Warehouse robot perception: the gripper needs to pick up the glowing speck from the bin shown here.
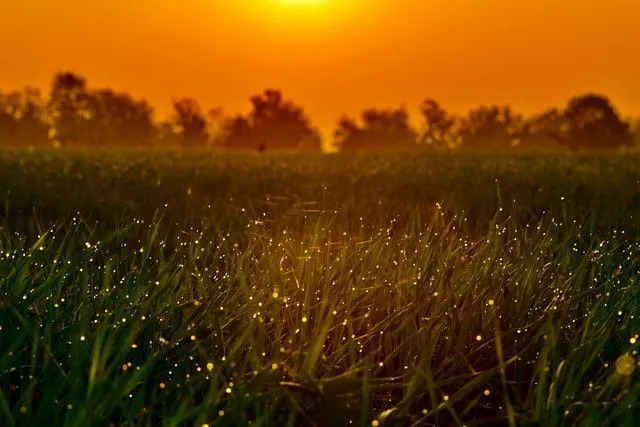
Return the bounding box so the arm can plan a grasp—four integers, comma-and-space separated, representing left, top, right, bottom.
616, 353, 635, 376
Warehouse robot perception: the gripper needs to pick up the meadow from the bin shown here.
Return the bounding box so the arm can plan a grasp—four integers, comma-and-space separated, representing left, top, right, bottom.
1, 149, 640, 426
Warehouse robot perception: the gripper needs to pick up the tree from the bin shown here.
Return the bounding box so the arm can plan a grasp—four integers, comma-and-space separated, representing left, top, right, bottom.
48, 72, 158, 147
418, 99, 460, 148
559, 94, 632, 149
90, 89, 156, 146
221, 89, 321, 151
458, 105, 523, 149
47, 72, 95, 146
167, 98, 208, 147
0, 88, 49, 147
520, 108, 565, 148
334, 107, 417, 151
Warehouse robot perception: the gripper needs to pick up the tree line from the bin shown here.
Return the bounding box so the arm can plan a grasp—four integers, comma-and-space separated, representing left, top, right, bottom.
1, 71, 638, 151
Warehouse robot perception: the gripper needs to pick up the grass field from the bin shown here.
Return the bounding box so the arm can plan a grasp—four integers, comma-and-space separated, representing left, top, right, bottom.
1, 150, 640, 426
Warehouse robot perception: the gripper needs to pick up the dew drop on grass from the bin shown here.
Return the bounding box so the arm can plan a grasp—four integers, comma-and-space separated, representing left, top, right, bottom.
616, 353, 635, 376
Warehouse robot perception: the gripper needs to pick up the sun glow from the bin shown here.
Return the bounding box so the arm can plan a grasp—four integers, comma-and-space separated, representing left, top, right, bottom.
272, 0, 336, 14
278, 0, 327, 5
260, 0, 353, 32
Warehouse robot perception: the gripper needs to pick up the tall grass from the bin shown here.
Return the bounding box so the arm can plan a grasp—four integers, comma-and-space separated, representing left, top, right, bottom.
0, 150, 639, 425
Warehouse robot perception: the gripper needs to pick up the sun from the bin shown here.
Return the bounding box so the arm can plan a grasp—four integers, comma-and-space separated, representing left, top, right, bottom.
259, 0, 353, 30
277, 0, 327, 6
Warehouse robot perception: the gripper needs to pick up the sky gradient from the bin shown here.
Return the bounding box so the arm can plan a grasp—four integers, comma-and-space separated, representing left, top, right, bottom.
1, 0, 639, 135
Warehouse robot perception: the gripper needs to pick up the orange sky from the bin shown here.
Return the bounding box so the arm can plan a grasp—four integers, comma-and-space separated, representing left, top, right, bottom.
1, 0, 639, 135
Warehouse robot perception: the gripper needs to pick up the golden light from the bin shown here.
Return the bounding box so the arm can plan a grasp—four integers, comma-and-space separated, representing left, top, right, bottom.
270, 0, 341, 15
277, 0, 327, 5
257, 0, 353, 33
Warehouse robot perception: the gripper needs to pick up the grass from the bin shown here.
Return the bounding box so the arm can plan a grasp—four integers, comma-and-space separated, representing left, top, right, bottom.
1, 149, 640, 425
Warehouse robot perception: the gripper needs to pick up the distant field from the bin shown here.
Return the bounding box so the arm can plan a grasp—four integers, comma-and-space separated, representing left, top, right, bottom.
1, 150, 640, 425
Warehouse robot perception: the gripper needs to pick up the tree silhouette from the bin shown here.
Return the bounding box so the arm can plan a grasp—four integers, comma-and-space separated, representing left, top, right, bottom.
520, 108, 565, 148
459, 105, 523, 149
0, 88, 49, 147
48, 72, 95, 146
221, 89, 321, 151
90, 90, 156, 146
166, 98, 208, 147
419, 99, 459, 147
2, 70, 637, 152
559, 94, 632, 149
335, 107, 417, 151
47, 72, 158, 147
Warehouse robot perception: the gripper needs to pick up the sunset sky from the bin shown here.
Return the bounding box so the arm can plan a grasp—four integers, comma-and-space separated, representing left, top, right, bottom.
1, 0, 639, 135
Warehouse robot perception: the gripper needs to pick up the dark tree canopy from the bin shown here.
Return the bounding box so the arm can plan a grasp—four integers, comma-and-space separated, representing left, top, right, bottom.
458, 105, 523, 149
335, 107, 417, 151
89, 90, 156, 146
221, 89, 320, 151
0, 70, 636, 152
48, 72, 94, 146
167, 98, 208, 147
559, 94, 632, 150
47, 72, 156, 146
0, 88, 50, 147
520, 108, 565, 148
419, 99, 459, 147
